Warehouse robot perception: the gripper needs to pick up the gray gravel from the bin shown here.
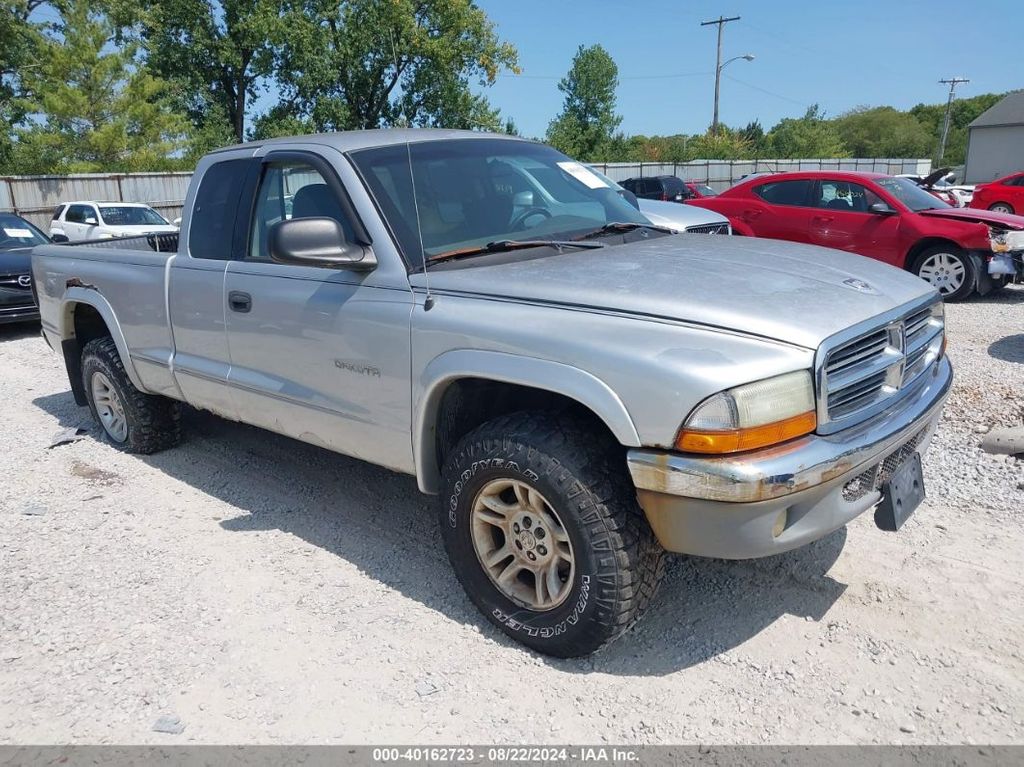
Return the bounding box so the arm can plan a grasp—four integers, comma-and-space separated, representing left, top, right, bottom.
0, 286, 1022, 745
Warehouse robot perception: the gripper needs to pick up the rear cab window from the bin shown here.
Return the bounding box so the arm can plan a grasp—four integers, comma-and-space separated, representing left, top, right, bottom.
188, 159, 255, 260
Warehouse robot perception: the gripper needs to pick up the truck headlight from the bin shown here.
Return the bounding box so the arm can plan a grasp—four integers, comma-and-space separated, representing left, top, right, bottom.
676, 370, 816, 454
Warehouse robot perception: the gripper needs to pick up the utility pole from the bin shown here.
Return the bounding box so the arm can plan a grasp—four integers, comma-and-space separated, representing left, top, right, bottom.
938, 77, 969, 162
702, 14, 741, 134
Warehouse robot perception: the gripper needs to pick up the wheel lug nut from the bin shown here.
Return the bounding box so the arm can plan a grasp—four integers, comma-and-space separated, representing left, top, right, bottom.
513, 523, 520, 533
515, 540, 523, 550
535, 528, 545, 539
537, 545, 547, 555
527, 551, 536, 561
522, 516, 532, 528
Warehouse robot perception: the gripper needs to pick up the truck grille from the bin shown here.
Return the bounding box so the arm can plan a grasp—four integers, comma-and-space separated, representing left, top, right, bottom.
819, 301, 943, 431
684, 222, 731, 235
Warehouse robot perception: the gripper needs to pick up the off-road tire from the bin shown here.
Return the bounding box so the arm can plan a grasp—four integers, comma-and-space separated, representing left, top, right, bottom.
440, 411, 665, 657
911, 244, 976, 302
81, 337, 182, 454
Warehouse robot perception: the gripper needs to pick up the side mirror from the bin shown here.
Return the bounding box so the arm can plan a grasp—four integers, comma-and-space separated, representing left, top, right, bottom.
513, 190, 534, 207
84, 217, 98, 226
268, 217, 375, 270
868, 202, 896, 215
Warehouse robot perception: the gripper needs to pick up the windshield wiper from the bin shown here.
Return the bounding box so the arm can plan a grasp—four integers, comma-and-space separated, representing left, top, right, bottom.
427, 238, 606, 265
575, 221, 676, 240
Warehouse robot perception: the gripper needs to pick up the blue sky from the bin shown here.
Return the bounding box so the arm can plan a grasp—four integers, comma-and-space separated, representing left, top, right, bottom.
476, 0, 1023, 138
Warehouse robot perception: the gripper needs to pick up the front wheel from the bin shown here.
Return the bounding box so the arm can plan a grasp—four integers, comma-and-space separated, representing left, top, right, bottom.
911, 245, 976, 302
440, 412, 665, 657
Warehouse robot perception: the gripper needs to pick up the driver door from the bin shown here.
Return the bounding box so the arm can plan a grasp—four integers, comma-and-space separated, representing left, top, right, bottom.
222, 151, 414, 473
808, 180, 902, 265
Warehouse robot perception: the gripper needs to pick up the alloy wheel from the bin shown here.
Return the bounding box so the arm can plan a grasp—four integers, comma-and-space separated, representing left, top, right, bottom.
470, 478, 575, 611
917, 252, 966, 296
90, 371, 128, 442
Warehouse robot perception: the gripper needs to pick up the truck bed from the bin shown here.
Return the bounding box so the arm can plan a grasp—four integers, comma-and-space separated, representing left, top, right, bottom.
32, 236, 179, 399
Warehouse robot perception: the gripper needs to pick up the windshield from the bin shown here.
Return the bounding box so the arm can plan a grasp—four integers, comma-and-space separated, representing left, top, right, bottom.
875, 177, 951, 211
350, 138, 648, 269
98, 206, 168, 226
0, 213, 49, 249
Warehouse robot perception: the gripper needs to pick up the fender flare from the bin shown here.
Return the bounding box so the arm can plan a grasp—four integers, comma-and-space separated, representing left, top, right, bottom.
414, 349, 640, 494
59, 287, 148, 392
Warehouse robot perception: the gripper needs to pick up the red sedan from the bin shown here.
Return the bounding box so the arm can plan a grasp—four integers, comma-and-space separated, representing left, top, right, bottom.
969, 171, 1024, 215
687, 171, 1024, 300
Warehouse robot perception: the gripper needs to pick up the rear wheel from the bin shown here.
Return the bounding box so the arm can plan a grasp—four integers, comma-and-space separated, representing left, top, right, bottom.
439, 412, 665, 657
989, 202, 1015, 215
911, 245, 975, 302
81, 337, 182, 453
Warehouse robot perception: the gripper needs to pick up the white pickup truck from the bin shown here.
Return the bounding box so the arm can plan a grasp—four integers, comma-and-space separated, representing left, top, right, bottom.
31, 130, 951, 656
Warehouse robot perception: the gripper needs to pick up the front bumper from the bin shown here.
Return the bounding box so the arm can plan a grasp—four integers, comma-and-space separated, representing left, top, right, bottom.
627, 356, 952, 559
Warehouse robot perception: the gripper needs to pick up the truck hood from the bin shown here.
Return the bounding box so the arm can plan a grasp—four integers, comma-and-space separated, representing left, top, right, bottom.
917, 207, 1024, 230
415, 235, 935, 350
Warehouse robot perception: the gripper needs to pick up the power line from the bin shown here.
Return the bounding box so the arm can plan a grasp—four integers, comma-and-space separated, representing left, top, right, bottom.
722, 74, 809, 109
498, 70, 712, 82
937, 77, 969, 161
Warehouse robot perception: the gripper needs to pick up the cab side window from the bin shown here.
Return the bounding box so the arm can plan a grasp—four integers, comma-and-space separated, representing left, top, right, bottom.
248, 162, 355, 262
813, 181, 883, 213
754, 180, 813, 207
65, 205, 89, 224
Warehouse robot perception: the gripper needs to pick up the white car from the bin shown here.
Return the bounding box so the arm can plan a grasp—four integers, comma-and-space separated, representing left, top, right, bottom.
49, 201, 179, 242
896, 169, 974, 208
586, 168, 732, 234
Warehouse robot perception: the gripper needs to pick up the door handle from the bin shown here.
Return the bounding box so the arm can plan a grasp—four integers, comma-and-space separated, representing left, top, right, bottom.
813, 215, 835, 223
228, 291, 252, 313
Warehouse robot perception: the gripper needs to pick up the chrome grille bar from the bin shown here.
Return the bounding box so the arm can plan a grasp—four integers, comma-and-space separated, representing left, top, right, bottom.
818, 298, 944, 433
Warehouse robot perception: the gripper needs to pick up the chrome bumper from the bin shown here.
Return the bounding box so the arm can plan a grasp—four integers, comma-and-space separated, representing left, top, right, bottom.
626, 357, 951, 558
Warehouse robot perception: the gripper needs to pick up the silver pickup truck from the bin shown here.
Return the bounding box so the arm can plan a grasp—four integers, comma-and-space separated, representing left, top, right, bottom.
32, 130, 951, 657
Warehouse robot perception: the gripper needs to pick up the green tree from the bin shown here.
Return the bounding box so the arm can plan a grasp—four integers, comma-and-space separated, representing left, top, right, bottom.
686, 129, 753, 160
546, 44, 622, 161
13, 0, 188, 173
265, 0, 517, 134
910, 92, 1004, 164
765, 105, 848, 158
132, 0, 284, 144
0, 1, 44, 171
833, 106, 931, 158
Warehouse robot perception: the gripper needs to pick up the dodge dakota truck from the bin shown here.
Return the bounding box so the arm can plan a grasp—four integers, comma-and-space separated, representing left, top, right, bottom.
31, 130, 952, 657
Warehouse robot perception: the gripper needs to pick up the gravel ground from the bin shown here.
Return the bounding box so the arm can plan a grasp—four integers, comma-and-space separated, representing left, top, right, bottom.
1, 287, 1022, 745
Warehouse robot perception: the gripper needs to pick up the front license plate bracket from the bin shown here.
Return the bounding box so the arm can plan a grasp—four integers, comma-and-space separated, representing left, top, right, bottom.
874, 452, 925, 532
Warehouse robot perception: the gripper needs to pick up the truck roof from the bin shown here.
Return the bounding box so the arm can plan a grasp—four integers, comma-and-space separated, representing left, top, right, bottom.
209, 128, 526, 155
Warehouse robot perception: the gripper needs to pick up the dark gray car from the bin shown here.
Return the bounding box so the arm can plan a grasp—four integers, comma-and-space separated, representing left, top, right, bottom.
0, 213, 47, 324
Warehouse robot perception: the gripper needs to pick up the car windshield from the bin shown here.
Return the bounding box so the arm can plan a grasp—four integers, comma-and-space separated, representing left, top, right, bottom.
0, 213, 49, 249
98, 206, 168, 226
875, 177, 951, 211
350, 138, 649, 269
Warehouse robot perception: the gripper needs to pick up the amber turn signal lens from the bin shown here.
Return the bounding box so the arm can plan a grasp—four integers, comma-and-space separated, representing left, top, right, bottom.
676, 410, 817, 454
